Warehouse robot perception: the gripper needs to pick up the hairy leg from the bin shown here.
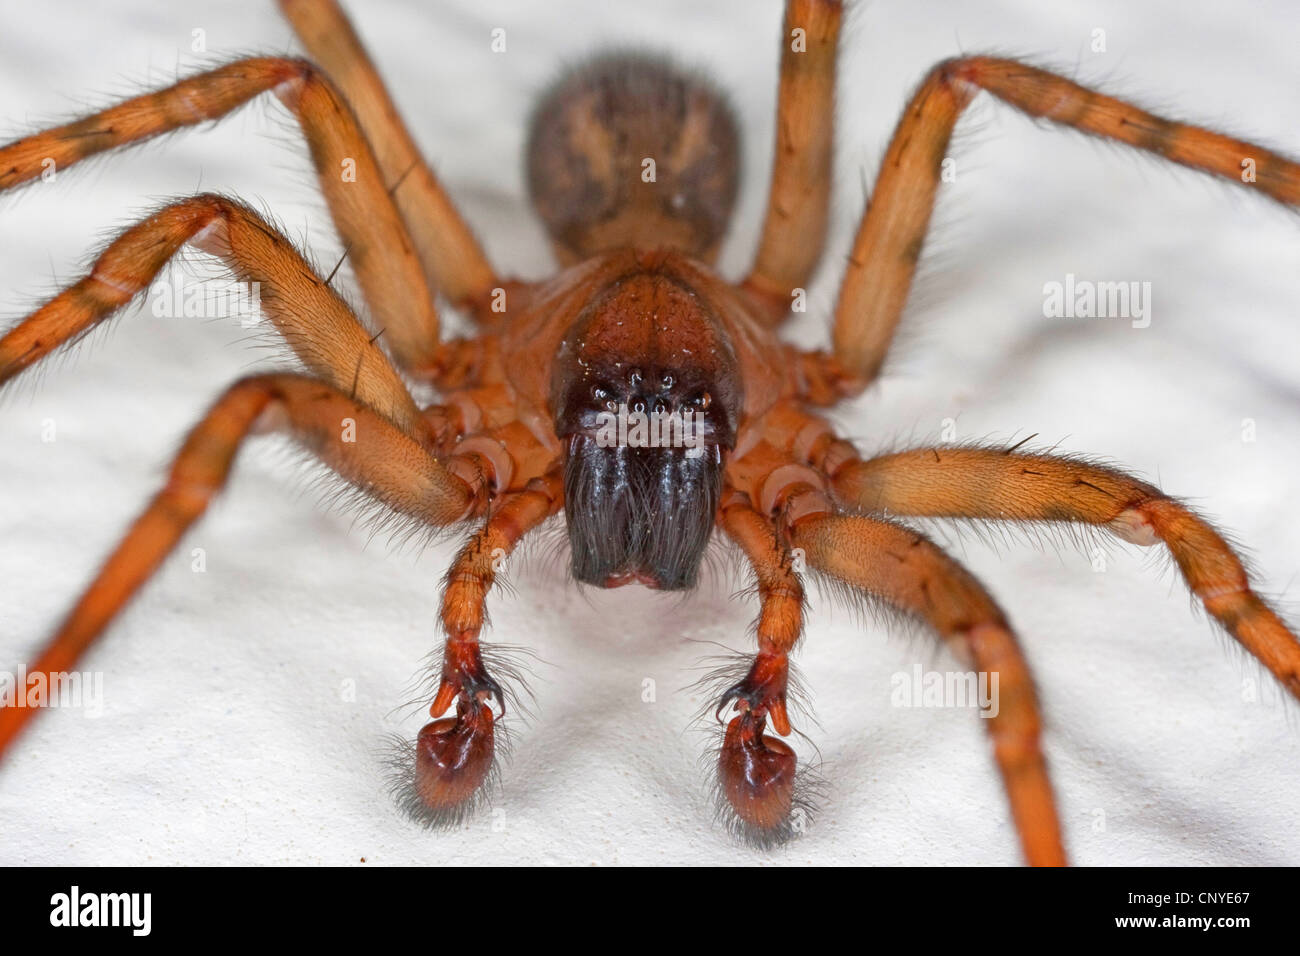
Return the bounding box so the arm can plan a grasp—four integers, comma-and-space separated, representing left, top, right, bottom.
715, 494, 806, 831
790, 511, 1066, 866
0, 56, 442, 372
833, 55, 1300, 380
277, 0, 500, 316
0, 194, 426, 436
0, 372, 477, 757
405, 471, 562, 818
834, 447, 1300, 700
742, 0, 842, 320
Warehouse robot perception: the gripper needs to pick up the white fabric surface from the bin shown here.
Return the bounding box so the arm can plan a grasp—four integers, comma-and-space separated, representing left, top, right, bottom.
1, 0, 1298, 865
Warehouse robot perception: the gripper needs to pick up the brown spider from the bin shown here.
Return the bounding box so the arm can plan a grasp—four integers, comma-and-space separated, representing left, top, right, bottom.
1, 0, 1299, 865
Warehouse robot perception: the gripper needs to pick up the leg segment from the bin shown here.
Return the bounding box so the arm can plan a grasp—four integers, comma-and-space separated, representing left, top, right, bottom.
834, 447, 1300, 700
833, 56, 1300, 380
716, 494, 806, 830
414, 472, 563, 816
790, 511, 1066, 866
0, 372, 477, 757
0, 194, 425, 437
277, 0, 500, 316
0, 56, 442, 372
742, 0, 842, 320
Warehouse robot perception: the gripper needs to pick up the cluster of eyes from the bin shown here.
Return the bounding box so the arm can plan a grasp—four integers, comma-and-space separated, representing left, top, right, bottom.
591, 371, 711, 415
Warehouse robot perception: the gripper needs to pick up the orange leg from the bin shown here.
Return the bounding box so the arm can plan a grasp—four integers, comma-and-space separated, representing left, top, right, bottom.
0, 56, 441, 373
406, 472, 562, 821
715, 495, 806, 835
833, 55, 1300, 380
0, 372, 476, 758
277, 0, 500, 317
790, 511, 1065, 866
742, 0, 842, 320
834, 447, 1300, 700
0, 194, 425, 437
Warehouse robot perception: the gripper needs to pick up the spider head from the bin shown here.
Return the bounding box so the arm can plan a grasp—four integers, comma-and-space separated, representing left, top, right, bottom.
552, 268, 741, 591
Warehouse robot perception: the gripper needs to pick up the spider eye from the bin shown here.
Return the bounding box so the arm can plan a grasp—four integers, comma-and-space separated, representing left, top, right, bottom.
592, 385, 608, 400
660, 374, 674, 389
692, 391, 712, 411
629, 369, 643, 386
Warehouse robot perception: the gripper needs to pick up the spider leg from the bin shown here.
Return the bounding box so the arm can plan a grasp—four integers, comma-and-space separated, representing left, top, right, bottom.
790, 511, 1066, 866
406, 471, 562, 821
714, 494, 806, 837
832, 56, 1300, 380
0, 371, 479, 759
726, 403, 1061, 861
0, 56, 442, 374
714, 405, 845, 841
277, 0, 500, 318
832, 447, 1300, 701
0, 194, 426, 436
742, 0, 842, 320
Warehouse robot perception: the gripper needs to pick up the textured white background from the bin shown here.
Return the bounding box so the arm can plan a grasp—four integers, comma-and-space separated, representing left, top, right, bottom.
1, 0, 1298, 866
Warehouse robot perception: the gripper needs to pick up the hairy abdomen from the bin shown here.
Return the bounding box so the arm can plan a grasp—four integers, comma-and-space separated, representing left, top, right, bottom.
526, 51, 740, 265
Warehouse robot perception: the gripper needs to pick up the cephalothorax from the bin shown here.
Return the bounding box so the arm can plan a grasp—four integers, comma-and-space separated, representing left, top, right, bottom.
2, 0, 1299, 864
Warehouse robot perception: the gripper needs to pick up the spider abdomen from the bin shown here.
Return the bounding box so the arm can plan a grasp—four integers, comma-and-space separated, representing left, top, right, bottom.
526, 51, 740, 265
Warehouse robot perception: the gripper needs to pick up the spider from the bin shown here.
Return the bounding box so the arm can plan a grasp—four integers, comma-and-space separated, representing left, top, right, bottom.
1, 0, 1298, 866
